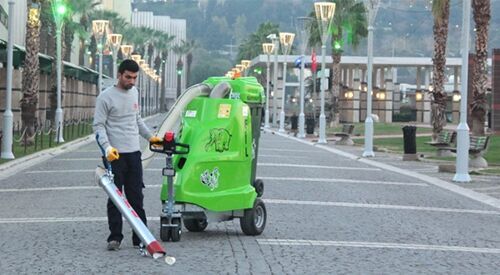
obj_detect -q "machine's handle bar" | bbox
[149,140,190,155]
[95,134,112,172]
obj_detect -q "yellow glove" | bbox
[106,146,120,162]
[149,136,163,144]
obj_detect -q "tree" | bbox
[173,42,191,97]
[63,20,84,61]
[152,31,175,111]
[20,1,43,145]
[184,39,198,86]
[309,0,367,125]
[190,49,233,85]
[123,26,155,57]
[430,0,450,141]
[122,26,146,56]
[471,0,490,135]
[237,22,279,61]
[69,0,100,65]
[233,14,248,45]
[88,9,128,68]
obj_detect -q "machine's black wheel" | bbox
[184,218,208,232]
[170,218,182,242]
[253,179,264,197]
[160,218,171,241]
[240,198,266,236]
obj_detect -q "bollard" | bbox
[306,116,315,135]
[402,125,418,161]
[23,129,27,154]
[40,128,44,149]
[290,114,298,136]
[49,129,53,147]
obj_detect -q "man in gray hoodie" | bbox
[93,59,161,250]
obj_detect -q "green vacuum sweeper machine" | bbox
[146,76,267,242]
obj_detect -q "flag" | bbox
[311,49,317,73]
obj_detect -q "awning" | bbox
[0,38,108,84]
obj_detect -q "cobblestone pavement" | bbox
[320,136,500,200]
[1,121,500,274]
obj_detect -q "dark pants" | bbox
[107,151,147,245]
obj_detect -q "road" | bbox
[1,118,500,274]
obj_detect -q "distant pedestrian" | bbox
[93,59,161,250]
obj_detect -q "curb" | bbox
[0,135,94,181]
[0,113,164,181]
[263,128,500,210]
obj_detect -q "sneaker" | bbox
[107,240,121,251]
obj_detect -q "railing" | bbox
[1,113,94,160]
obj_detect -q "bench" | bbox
[425,131,456,156]
[334,124,355,145]
[448,135,490,168]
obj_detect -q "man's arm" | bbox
[93,96,111,150]
[137,111,153,141]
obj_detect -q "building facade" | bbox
[131,10,187,108]
[98,0,132,22]
[0,0,27,47]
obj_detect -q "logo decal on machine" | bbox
[185,110,197,118]
[205,128,232,153]
[200,168,220,191]
[218,104,231,118]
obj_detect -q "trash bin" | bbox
[402,125,418,160]
[306,117,315,134]
[290,114,298,131]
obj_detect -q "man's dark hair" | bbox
[118,59,140,74]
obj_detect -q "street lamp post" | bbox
[108,33,123,79]
[362,0,380,157]
[296,16,313,138]
[120,45,133,60]
[262,43,275,128]
[53,0,68,143]
[314,2,336,143]
[241,60,251,76]
[454,0,471,182]
[92,20,110,95]
[267,34,279,127]
[176,60,183,98]
[1,0,16,159]
[236,64,245,76]
[142,64,150,115]
[138,59,146,116]
[278,32,295,133]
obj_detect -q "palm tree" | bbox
[309,0,367,125]
[39,0,54,55]
[87,10,128,69]
[184,39,198,86]
[69,0,100,65]
[63,20,84,61]
[471,0,490,135]
[430,0,450,141]
[237,22,279,61]
[152,31,175,111]
[20,1,43,145]
[173,42,191,98]
[123,26,155,57]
